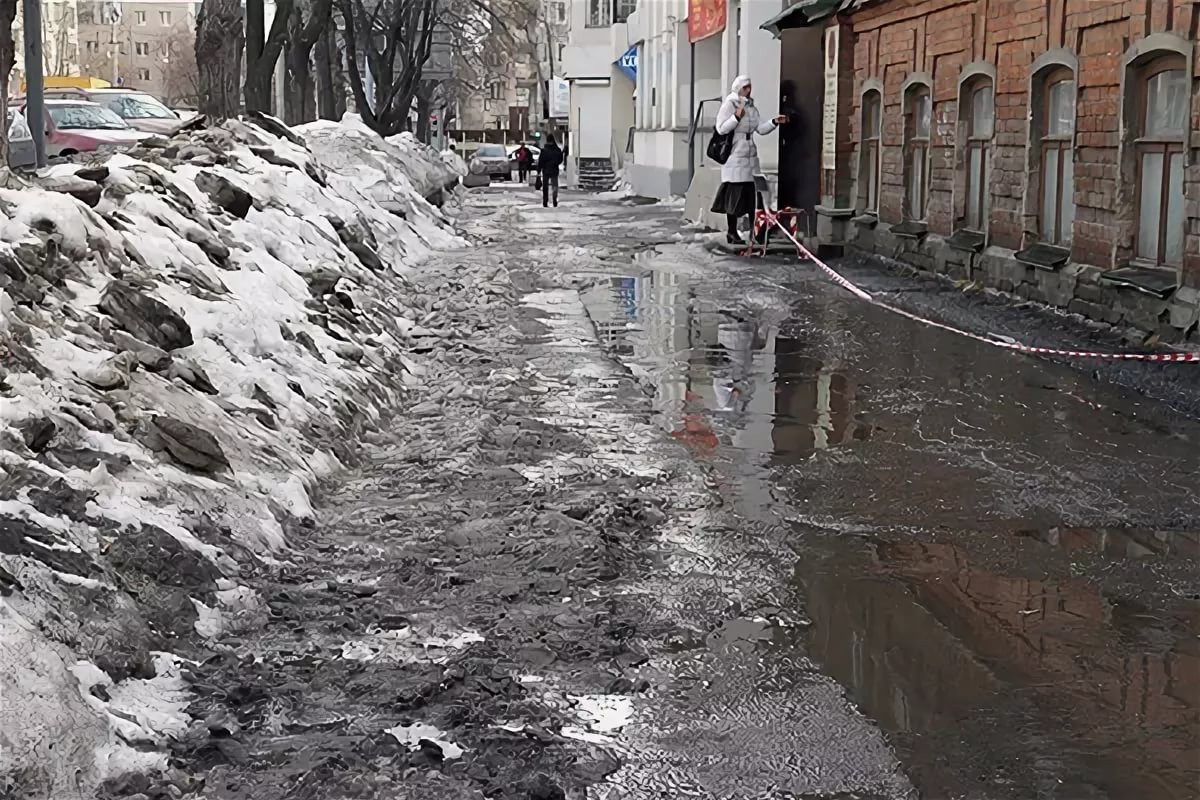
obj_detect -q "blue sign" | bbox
[616,46,638,83]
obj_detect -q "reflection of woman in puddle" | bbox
[711,314,764,415]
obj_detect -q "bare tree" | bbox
[245,0,291,113]
[282,0,333,124]
[340,0,437,136]
[160,28,201,106]
[0,0,15,167]
[195,0,244,120]
[341,0,535,137]
[314,25,343,120]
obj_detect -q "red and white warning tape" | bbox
[765,216,1200,363]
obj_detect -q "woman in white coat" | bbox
[710,75,789,244]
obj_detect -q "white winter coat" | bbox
[715,92,777,184]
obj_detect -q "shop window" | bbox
[1037,69,1076,245]
[860,89,881,212]
[961,78,993,231]
[1134,57,1187,267]
[903,82,931,220]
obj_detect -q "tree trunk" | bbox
[415,86,430,143]
[283,55,315,124]
[195,0,243,121]
[282,0,329,124]
[0,0,15,167]
[244,0,291,113]
[315,27,337,120]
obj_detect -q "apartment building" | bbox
[12,0,84,93]
[561,0,639,188]
[449,0,569,139]
[76,0,200,104]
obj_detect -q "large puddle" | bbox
[579,252,1200,799]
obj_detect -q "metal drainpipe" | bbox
[687,41,695,183]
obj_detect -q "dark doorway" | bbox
[777,26,824,226]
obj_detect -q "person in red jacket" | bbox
[514,144,533,182]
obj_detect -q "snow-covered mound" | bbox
[0,114,463,798]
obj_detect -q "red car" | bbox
[23,99,151,158]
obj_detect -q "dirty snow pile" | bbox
[0,113,462,798]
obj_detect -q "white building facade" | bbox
[561,0,637,189]
[570,0,784,200]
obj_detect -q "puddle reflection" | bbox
[802,540,1200,800]
[582,270,873,464]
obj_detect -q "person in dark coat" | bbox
[537,136,564,208]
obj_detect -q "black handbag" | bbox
[706,128,733,165]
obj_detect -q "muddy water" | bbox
[578,250,1200,800]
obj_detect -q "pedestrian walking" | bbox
[537,135,564,208]
[710,75,789,245]
[514,144,533,182]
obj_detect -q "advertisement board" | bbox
[688,0,727,43]
[549,77,570,119]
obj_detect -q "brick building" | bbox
[792,0,1200,342]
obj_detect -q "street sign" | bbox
[616,46,638,83]
[688,0,727,42]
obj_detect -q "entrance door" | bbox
[777,26,823,221]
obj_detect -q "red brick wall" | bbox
[842,0,1200,287]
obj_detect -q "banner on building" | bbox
[616,46,638,83]
[821,25,839,170]
[549,78,570,119]
[688,0,727,42]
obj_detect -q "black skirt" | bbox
[711,181,760,216]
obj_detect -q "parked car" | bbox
[6,109,35,169]
[41,87,183,134]
[469,144,513,181]
[25,99,151,158]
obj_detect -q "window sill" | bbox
[890,220,928,239]
[1015,242,1070,271]
[946,229,987,253]
[1100,264,1178,299]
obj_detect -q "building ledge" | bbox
[1101,266,1177,299]
[946,229,986,253]
[890,220,928,240]
[815,205,855,218]
[1014,242,1070,271]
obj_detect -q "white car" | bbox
[6,109,35,169]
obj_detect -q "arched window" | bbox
[903,82,931,220]
[962,78,994,230]
[860,89,882,211]
[1038,69,1076,245]
[1134,57,1187,267]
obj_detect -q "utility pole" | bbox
[22,0,46,167]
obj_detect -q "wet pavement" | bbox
[167,186,1199,800]
[568,196,1200,799]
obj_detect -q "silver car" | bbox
[469,144,512,181]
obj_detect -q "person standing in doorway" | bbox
[711,75,789,245]
[538,135,564,208]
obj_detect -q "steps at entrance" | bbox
[576,158,619,192]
